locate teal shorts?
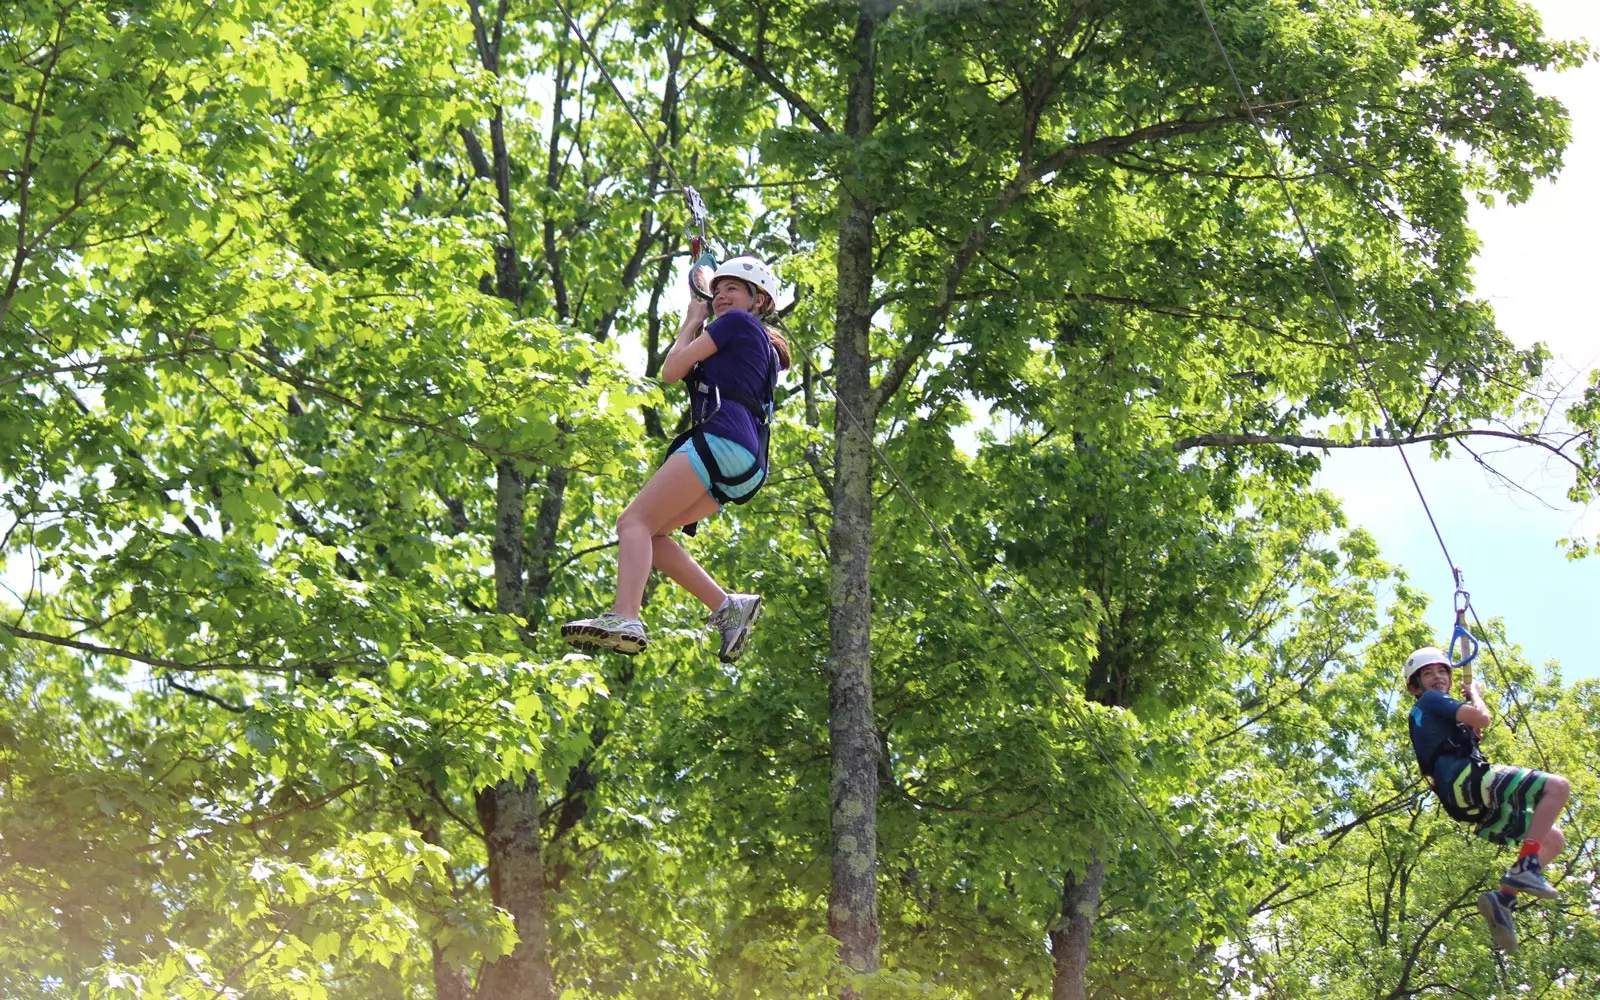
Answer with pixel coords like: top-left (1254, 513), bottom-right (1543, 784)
top-left (672, 434), bottom-right (764, 502)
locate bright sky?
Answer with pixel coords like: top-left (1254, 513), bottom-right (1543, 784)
top-left (1317, 0), bottom-right (1599, 685)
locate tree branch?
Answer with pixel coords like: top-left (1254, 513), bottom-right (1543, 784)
top-left (163, 676), bottom-right (248, 712)
top-left (4, 623), bottom-right (377, 673)
top-left (871, 101), bottom-right (1304, 409)
top-left (0, 347), bottom-right (209, 388)
top-left (0, 10), bottom-right (66, 327)
top-left (1173, 427), bottom-right (1595, 486)
top-left (685, 18), bottom-right (832, 134)
top-left (456, 125), bottom-right (494, 180)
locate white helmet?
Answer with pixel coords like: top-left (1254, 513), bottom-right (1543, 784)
top-left (1402, 646), bottom-right (1450, 686)
top-left (710, 255), bottom-right (780, 308)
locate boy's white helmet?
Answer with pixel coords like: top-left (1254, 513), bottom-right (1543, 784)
top-left (710, 255), bottom-right (780, 306)
top-left (1403, 646), bottom-right (1450, 685)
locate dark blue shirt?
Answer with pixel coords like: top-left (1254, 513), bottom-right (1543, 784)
top-left (1408, 689), bottom-right (1477, 789)
top-left (694, 309), bottom-right (773, 457)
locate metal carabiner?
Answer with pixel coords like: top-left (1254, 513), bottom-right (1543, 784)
top-left (1451, 566), bottom-right (1470, 614)
top-left (684, 185), bottom-right (708, 232)
top-left (1450, 569), bottom-right (1473, 657)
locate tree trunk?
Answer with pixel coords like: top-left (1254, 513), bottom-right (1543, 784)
top-left (472, 459), bottom-right (558, 999)
top-left (826, 3), bottom-right (881, 987)
top-left (432, 941), bottom-right (473, 1000)
top-left (474, 772), bottom-right (558, 1000)
top-left (413, 811), bottom-right (474, 1000)
top-left (1048, 852), bottom-right (1105, 1000)
top-left (464, 0), bottom-right (565, 988)
top-left (523, 464), bottom-right (568, 621)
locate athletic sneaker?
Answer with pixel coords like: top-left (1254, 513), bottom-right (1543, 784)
top-left (560, 612), bottom-right (647, 655)
top-left (1501, 856), bottom-right (1558, 900)
top-left (707, 593), bottom-right (761, 663)
top-left (1476, 891), bottom-right (1518, 953)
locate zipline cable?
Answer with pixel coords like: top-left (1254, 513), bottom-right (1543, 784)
top-left (1469, 603), bottom-right (1553, 767)
top-left (550, 0), bottom-right (735, 264)
top-left (1194, 15), bottom-right (1581, 986)
top-left (1191, 0), bottom-right (1551, 768)
top-left (551, 0), bottom-right (690, 197)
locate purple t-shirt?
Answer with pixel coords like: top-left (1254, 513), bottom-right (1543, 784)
top-left (693, 308), bottom-right (773, 456)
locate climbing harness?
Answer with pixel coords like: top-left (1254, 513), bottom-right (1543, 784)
top-left (1411, 600), bottom-right (1492, 817)
top-left (668, 199), bottom-right (782, 518)
top-left (666, 186), bottom-right (782, 521)
top-left (665, 342), bottom-right (779, 517)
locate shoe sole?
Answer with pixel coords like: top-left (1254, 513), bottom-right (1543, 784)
top-left (1476, 895), bottom-right (1518, 953)
top-left (1501, 875), bottom-right (1559, 901)
top-left (560, 624), bottom-right (646, 656)
top-left (719, 597), bottom-right (761, 663)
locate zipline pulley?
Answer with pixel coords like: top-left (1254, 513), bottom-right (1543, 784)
top-left (683, 186), bottom-right (718, 301)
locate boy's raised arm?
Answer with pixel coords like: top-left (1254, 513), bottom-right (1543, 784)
top-left (1457, 679), bottom-right (1491, 734)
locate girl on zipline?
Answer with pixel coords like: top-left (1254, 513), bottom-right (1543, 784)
top-left (562, 256), bottom-right (790, 662)
top-left (1403, 645), bottom-right (1572, 954)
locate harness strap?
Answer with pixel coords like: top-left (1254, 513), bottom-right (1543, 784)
top-left (1420, 726), bottom-right (1487, 779)
top-left (686, 375), bottom-right (770, 422)
top-left (669, 345), bottom-right (779, 532)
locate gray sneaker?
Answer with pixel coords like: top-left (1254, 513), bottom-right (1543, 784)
top-left (560, 612), bottom-right (647, 655)
top-left (707, 593), bottom-right (761, 663)
top-left (1501, 856), bottom-right (1558, 900)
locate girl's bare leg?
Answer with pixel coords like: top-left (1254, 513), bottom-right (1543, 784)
top-left (651, 502), bottom-right (725, 610)
top-left (612, 455), bottom-right (707, 618)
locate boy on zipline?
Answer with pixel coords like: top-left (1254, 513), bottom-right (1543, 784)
top-left (1403, 645), bottom-right (1572, 953)
top-left (562, 256), bottom-right (791, 661)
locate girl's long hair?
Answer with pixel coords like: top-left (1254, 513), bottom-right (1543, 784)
top-left (763, 324), bottom-right (792, 371)
top-left (755, 290), bottom-right (792, 371)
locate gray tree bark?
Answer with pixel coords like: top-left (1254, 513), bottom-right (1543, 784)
top-left (475, 771), bottom-right (558, 1000)
top-left (826, 2), bottom-right (883, 987)
top-left (1049, 853), bottom-right (1105, 1000)
top-left (474, 459), bottom-right (558, 1000)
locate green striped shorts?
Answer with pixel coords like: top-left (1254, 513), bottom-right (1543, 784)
top-left (1453, 763), bottom-right (1548, 845)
